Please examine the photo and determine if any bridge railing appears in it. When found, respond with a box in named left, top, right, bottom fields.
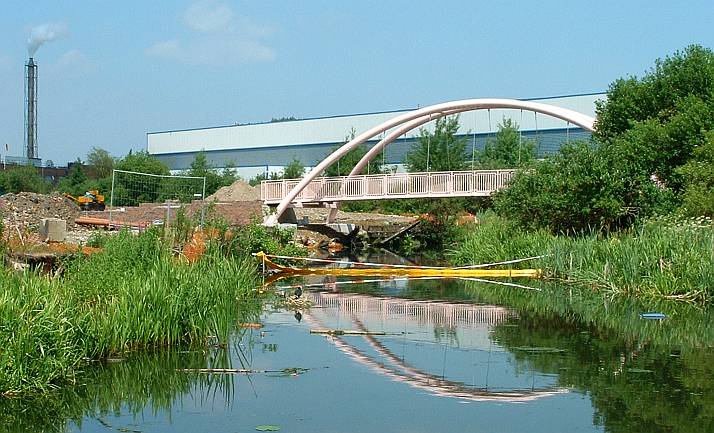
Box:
left=261, top=169, right=516, bottom=204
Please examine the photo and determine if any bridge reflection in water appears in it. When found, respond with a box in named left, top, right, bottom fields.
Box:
left=301, top=291, right=569, bottom=403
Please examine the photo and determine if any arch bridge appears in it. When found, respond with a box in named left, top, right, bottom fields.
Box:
left=263, top=98, right=596, bottom=225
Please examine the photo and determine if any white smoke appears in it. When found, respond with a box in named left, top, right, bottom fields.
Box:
left=27, top=23, right=69, bottom=56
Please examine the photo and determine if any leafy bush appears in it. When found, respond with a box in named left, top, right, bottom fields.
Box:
left=0, top=165, right=49, bottom=194
left=115, top=150, right=170, bottom=176
left=595, top=45, right=714, bottom=144
left=249, top=171, right=281, bottom=186
left=495, top=141, right=674, bottom=233
left=183, top=152, right=237, bottom=196
left=282, top=158, right=305, bottom=179
left=678, top=131, right=714, bottom=217
left=248, top=158, right=305, bottom=186
left=406, top=116, right=467, bottom=172
left=594, top=45, right=714, bottom=194
left=476, top=118, right=537, bottom=169
left=56, top=161, right=110, bottom=196
left=227, top=221, right=306, bottom=264
left=497, top=45, right=714, bottom=233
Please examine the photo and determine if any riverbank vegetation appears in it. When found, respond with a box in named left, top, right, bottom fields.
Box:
left=452, top=212, right=714, bottom=304
left=448, top=46, right=714, bottom=304
left=497, top=45, right=714, bottom=232
left=0, top=225, right=268, bottom=396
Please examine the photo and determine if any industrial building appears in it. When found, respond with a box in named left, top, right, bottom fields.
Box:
left=147, top=92, right=604, bottom=178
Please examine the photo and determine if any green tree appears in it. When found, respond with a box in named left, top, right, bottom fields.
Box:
left=494, top=141, right=670, bottom=233
left=324, top=129, right=385, bottom=177
left=477, top=118, right=537, bottom=169
left=270, top=116, right=298, bottom=123
left=595, top=45, right=714, bottom=192
left=185, top=152, right=236, bottom=196
left=596, top=45, right=714, bottom=143
left=86, top=147, right=114, bottom=179
left=496, top=45, right=714, bottom=233
left=282, top=158, right=305, bottom=179
left=0, top=165, right=48, bottom=194
left=405, top=116, right=467, bottom=172
left=678, top=131, right=714, bottom=217
left=115, top=150, right=170, bottom=176
left=67, top=160, right=88, bottom=185
left=56, top=159, right=94, bottom=196
left=112, top=151, right=170, bottom=205
left=249, top=171, right=280, bottom=187
left=219, top=165, right=238, bottom=185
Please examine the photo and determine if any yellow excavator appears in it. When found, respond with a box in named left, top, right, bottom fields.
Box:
left=64, top=190, right=106, bottom=211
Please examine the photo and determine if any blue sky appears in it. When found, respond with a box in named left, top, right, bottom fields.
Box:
left=0, top=0, right=712, bottom=165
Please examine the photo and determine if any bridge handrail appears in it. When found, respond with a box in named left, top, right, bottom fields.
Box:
left=261, top=169, right=516, bottom=203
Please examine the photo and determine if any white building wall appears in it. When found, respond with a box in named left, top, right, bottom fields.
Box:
left=148, top=93, right=605, bottom=156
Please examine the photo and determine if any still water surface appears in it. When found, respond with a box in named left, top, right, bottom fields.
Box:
left=4, top=252, right=714, bottom=433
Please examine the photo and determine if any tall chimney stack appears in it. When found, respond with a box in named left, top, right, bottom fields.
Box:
left=25, top=57, right=38, bottom=160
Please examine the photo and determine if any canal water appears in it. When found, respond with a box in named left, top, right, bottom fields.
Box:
left=3, top=251, right=714, bottom=433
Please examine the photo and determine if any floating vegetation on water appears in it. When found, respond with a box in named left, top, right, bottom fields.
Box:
left=97, top=417, right=143, bottom=433
left=255, top=425, right=281, bottom=431
left=240, top=322, right=264, bottom=329
left=177, top=367, right=309, bottom=376
left=512, top=346, right=567, bottom=353
left=283, top=296, right=314, bottom=309
left=269, top=367, right=310, bottom=377
left=310, top=329, right=389, bottom=336
left=626, top=368, right=654, bottom=374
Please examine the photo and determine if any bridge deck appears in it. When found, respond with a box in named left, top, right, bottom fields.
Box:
left=261, top=169, right=515, bottom=206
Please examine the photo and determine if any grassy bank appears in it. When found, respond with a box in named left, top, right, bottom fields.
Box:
left=451, top=213, right=714, bottom=304
left=0, top=229, right=260, bottom=396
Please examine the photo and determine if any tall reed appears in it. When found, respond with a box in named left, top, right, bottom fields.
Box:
left=1, top=229, right=260, bottom=396
left=452, top=213, right=714, bottom=304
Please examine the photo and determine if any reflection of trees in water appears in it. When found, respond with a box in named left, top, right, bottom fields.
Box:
left=492, top=311, right=714, bottom=433
left=464, top=280, right=714, bottom=433
left=0, top=334, right=253, bottom=433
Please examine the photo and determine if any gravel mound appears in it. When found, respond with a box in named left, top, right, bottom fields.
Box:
left=206, top=180, right=260, bottom=202
left=0, top=192, right=81, bottom=230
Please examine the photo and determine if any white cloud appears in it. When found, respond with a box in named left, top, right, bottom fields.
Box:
left=147, top=1, right=276, bottom=66
left=184, top=0, right=234, bottom=32
left=56, top=50, right=90, bottom=69
left=52, top=49, right=93, bottom=76
left=233, top=16, right=277, bottom=39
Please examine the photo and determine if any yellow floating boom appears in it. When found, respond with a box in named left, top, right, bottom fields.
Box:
left=255, top=252, right=542, bottom=279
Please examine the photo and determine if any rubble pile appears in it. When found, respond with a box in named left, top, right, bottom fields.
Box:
left=206, top=180, right=260, bottom=202
left=0, top=192, right=81, bottom=231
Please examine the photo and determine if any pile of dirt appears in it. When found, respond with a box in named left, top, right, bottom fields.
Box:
left=206, top=180, right=260, bottom=202
left=0, top=192, right=81, bottom=230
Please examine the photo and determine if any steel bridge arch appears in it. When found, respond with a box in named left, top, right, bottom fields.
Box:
left=265, top=98, right=596, bottom=226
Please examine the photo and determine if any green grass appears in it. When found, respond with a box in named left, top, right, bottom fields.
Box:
left=451, top=213, right=714, bottom=304
left=0, top=229, right=260, bottom=396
